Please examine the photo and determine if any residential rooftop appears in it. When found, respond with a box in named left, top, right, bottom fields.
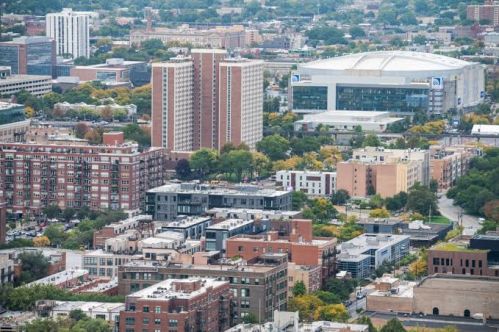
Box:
left=26, top=268, right=88, bottom=287
left=207, top=218, right=254, bottom=231
left=431, top=242, right=488, bottom=253
left=127, top=278, right=226, bottom=300
left=148, top=182, right=290, bottom=197
left=163, top=216, right=211, bottom=229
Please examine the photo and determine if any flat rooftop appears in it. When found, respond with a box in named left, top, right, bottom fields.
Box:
left=358, top=218, right=403, bottom=226
left=369, top=281, right=416, bottom=299
left=27, top=268, right=88, bottom=286
left=339, top=234, right=410, bottom=257
left=148, top=182, right=290, bottom=197
left=207, top=218, right=254, bottom=231
left=128, top=278, right=226, bottom=300
left=207, top=208, right=301, bottom=219
left=0, top=102, right=23, bottom=110
left=163, top=216, right=211, bottom=229
left=431, top=242, right=487, bottom=253
left=0, top=74, right=51, bottom=83
left=123, top=260, right=280, bottom=273
left=51, top=301, right=124, bottom=313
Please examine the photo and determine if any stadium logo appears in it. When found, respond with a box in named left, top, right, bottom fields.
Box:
left=431, top=77, right=444, bottom=90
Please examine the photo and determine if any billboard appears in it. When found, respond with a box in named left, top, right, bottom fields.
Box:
left=431, top=77, right=444, bottom=90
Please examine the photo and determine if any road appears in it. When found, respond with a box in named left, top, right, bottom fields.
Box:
left=368, top=312, right=499, bottom=332
left=347, top=297, right=366, bottom=319
left=437, top=194, right=481, bottom=236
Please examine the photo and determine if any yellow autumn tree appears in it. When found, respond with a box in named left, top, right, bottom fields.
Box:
left=369, top=208, right=390, bottom=218
left=314, top=304, right=349, bottom=322
left=288, top=295, right=325, bottom=322
left=273, top=156, right=303, bottom=171
left=33, top=235, right=50, bottom=247
left=24, top=106, right=35, bottom=118
left=409, top=249, right=428, bottom=277
left=319, top=146, right=343, bottom=168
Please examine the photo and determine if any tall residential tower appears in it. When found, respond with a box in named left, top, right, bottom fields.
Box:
left=46, top=8, right=90, bottom=59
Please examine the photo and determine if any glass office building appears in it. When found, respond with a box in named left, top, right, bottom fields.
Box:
left=0, top=46, right=20, bottom=74
left=0, top=37, right=55, bottom=77
left=26, top=41, right=54, bottom=76
left=336, top=85, right=429, bottom=114
left=292, top=86, right=328, bottom=111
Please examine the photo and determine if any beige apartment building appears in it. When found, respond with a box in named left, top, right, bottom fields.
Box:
left=430, top=145, right=474, bottom=190
left=151, top=58, right=193, bottom=151
left=337, top=147, right=430, bottom=198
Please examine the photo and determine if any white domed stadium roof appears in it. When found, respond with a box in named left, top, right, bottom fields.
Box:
left=302, top=51, right=474, bottom=72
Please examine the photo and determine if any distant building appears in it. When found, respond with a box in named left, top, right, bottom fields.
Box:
left=0, top=254, right=14, bottom=285
left=46, top=8, right=90, bottom=59
left=130, top=24, right=246, bottom=49
left=159, top=216, right=212, bottom=240
left=206, top=208, right=302, bottom=221
left=0, top=66, right=52, bottom=96
left=70, top=58, right=150, bottom=87
left=205, top=218, right=270, bottom=252
left=467, top=0, right=499, bottom=26
left=276, top=170, right=336, bottom=196
left=26, top=268, right=89, bottom=288
left=290, top=51, right=485, bottom=115
left=337, top=147, right=430, bottom=198
left=83, top=250, right=141, bottom=278
left=294, top=111, right=403, bottom=133
left=366, top=274, right=416, bottom=314
left=471, top=124, right=499, bottom=136
left=287, top=262, right=322, bottom=295
left=0, top=36, right=56, bottom=77
left=337, top=234, right=410, bottom=279
left=430, top=145, right=474, bottom=190
left=146, top=182, right=292, bottom=221
left=93, top=215, right=152, bottom=249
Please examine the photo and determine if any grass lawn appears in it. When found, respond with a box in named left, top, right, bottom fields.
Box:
left=426, top=215, right=451, bottom=224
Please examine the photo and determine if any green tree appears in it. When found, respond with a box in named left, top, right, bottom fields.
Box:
left=175, top=159, right=192, bottom=180
left=122, top=123, right=150, bottom=147
left=363, top=134, right=381, bottom=147
left=241, top=313, right=258, bottom=324
left=407, top=183, right=439, bottom=216
left=256, top=134, right=290, bottom=161
left=369, top=194, right=384, bottom=209
left=43, top=224, right=67, bottom=247
left=292, top=281, right=306, bottom=296
left=380, top=318, right=406, bottom=332
left=314, top=290, right=341, bottom=304
left=349, top=26, right=366, bottom=39
left=331, top=189, right=350, bottom=205
left=221, top=149, right=253, bottom=182
left=190, top=148, right=219, bottom=179
left=43, top=204, right=60, bottom=219
left=292, top=191, right=309, bottom=210
left=430, top=179, right=439, bottom=193
left=357, top=316, right=378, bottom=332
left=62, top=208, right=75, bottom=222
left=16, top=252, right=50, bottom=285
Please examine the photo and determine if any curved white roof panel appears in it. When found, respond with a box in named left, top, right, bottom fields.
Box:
left=302, top=51, right=475, bottom=72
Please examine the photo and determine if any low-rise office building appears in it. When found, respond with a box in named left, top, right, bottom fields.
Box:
left=159, top=216, right=212, bottom=240
left=207, top=208, right=302, bottom=221
left=0, top=66, right=51, bottom=96
left=118, top=254, right=288, bottom=324
left=276, top=170, right=336, bottom=196
left=205, top=218, right=265, bottom=252
left=294, top=111, right=403, bottom=133
left=337, top=234, right=410, bottom=279
left=83, top=250, right=141, bottom=279
left=146, top=182, right=292, bottom=221
left=119, top=278, right=232, bottom=332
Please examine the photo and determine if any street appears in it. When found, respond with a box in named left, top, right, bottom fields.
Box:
left=437, top=193, right=481, bottom=236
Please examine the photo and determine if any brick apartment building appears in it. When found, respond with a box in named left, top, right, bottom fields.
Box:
left=428, top=234, right=499, bottom=277
left=0, top=137, right=166, bottom=221
left=118, top=254, right=288, bottom=323
left=225, top=219, right=337, bottom=283
left=151, top=50, right=263, bottom=152
left=93, top=214, right=152, bottom=249
left=467, top=0, right=499, bottom=26
left=119, top=278, right=231, bottom=332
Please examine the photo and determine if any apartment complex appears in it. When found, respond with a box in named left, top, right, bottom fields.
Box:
left=429, top=145, right=474, bottom=190
left=146, top=182, right=292, bottom=221
left=226, top=219, right=337, bottom=282
left=118, top=254, right=288, bottom=323
left=467, top=0, right=499, bottom=26
left=0, top=67, right=52, bottom=96
left=151, top=58, right=194, bottom=151
left=93, top=215, right=152, bottom=249
left=0, top=137, right=166, bottom=221
left=276, top=170, right=336, bottom=196
left=218, top=59, right=264, bottom=149
left=46, top=8, right=90, bottom=58
left=337, top=234, right=410, bottom=279
left=130, top=25, right=246, bottom=49
left=119, top=278, right=231, bottom=332
left=0, top=36, right=56, bottom=77
left=151, top=52, right=263, bottom=151
left=337, top=147, right=430, bottom=198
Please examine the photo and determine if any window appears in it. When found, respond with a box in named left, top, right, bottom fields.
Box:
left=125, top=317, right=135, bottom=325
left=143, top=306, right=149, bottom=312
left=292, top=86, right=328, bottom=110
left=143, top=318, right=149, bottom=324
left=168, top=320, right=178, bottom=327
left=241, top=288, right=250, bottom=297
left=155, top=319, right=161, bottom=325
left=433, top=258, right=439, bottom=265
left=155, top=306, right=161, bottom=314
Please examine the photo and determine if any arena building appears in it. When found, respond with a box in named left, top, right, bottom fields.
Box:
left=290, top=51, right=485, bottom=116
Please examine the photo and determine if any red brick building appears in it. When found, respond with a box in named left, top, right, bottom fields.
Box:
left=0, top=140, right=166, bottom=221
left=120, top=278, right=231, bottom=332
left=467, top=0, right=499, bottom=26
left=226, top=219, right=337, bottom=282
left=428, top=243, right=496, bottom=276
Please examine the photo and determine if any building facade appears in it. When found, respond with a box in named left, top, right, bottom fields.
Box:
left=151, top=59, right=194, bottom=151
left=46, top=8, right=90, bottom=59
left=151, top=52, right=263, bottom=151
left=276, top=170, right=336, bottom=196
left=118, top=256, right=288, bottom=324
left=0, top=141, right=166, bottom=221
left=119, top=278, right=232, bottom=332
left=0, top=36, right=56, bottom=77
left=430, top=145, right=473, bottom=190
left=467, top=0, right=499, bottom=26
left=0, top=67, right=52, bottom=96
left=146, top=182, right=292, bottom=221
left=290, top=51, right=485, bottom=115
